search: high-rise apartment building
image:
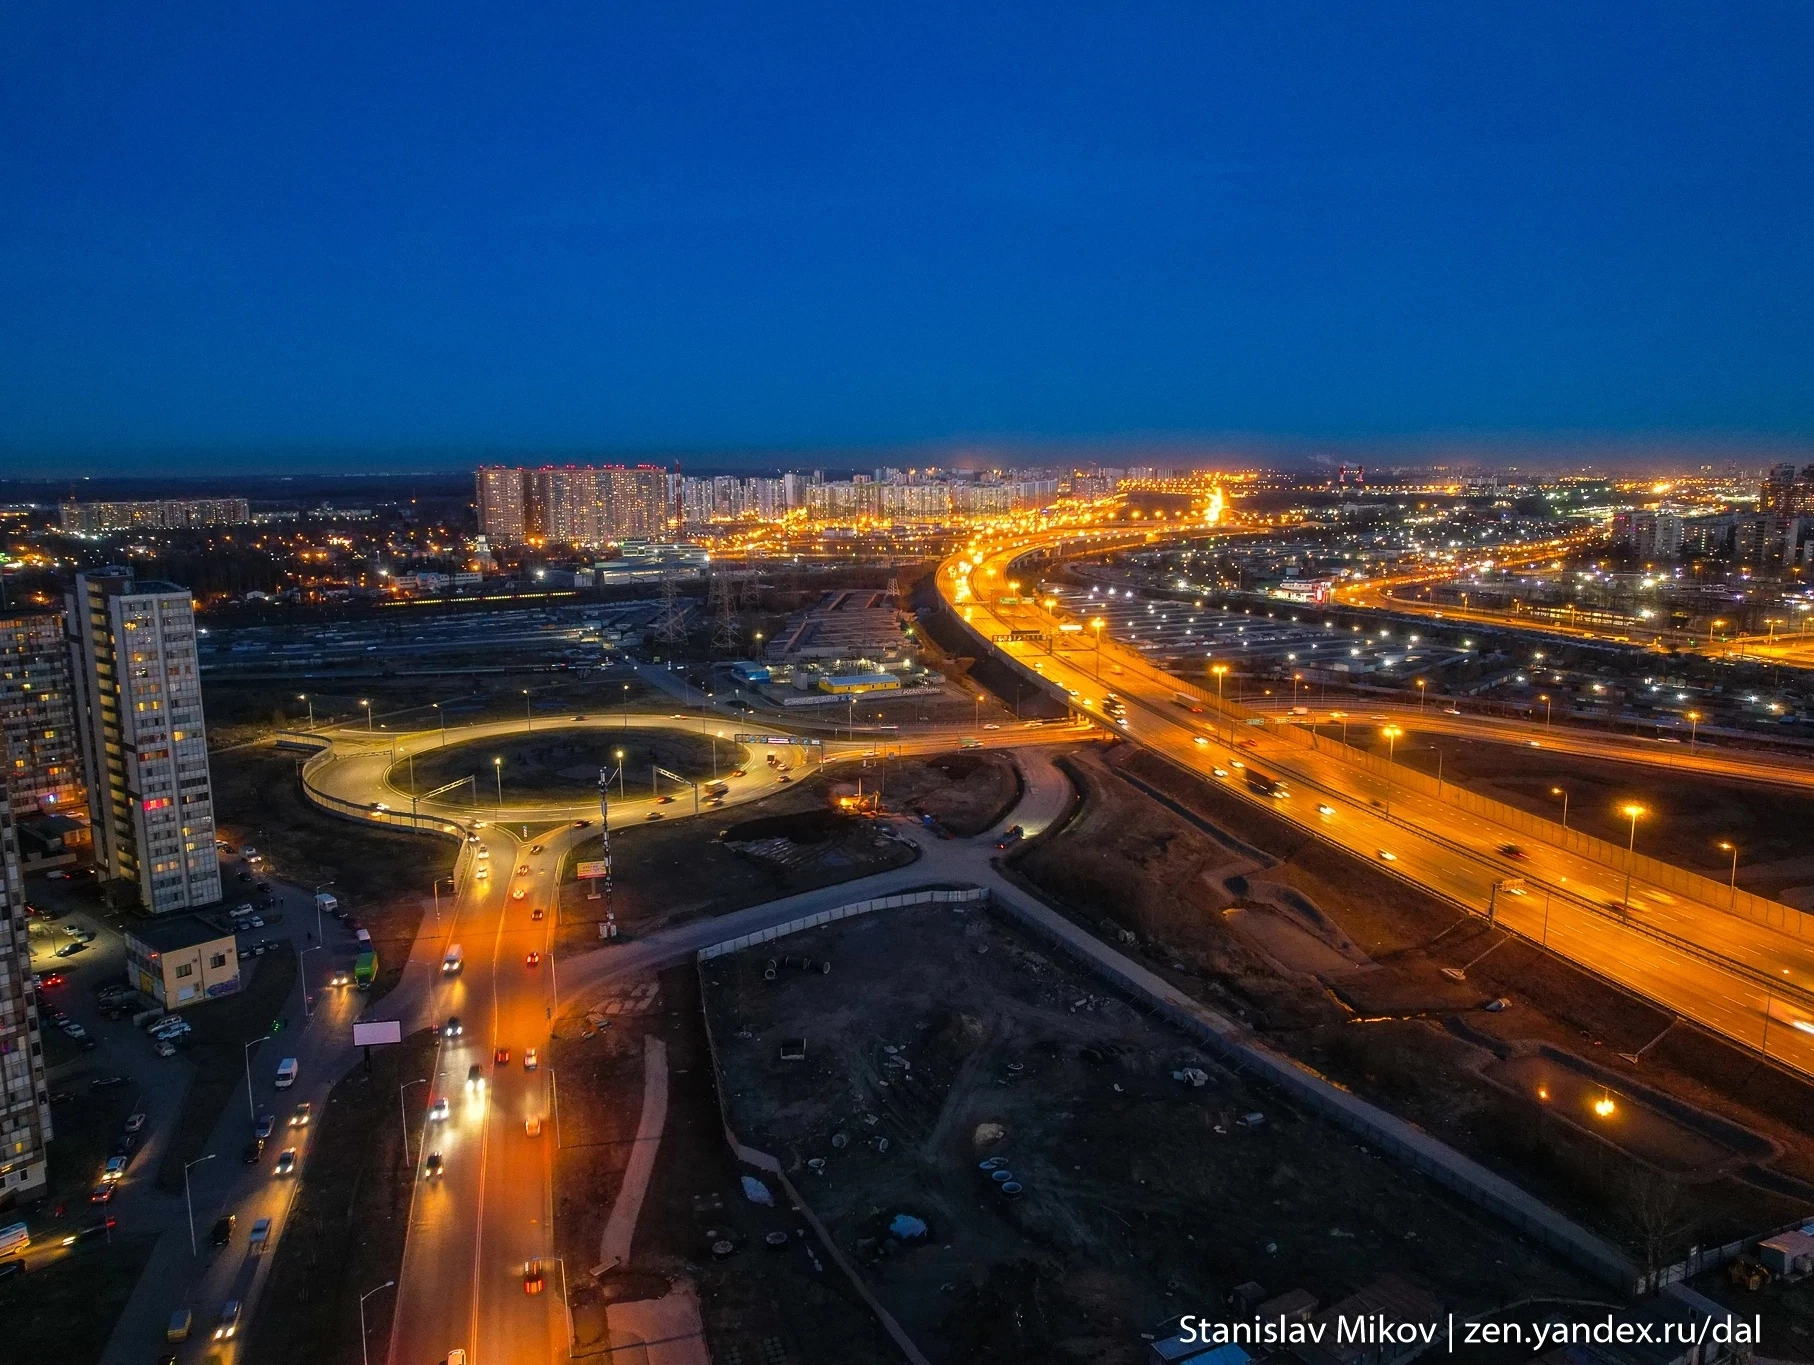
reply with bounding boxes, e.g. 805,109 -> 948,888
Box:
475,465 -> 671,546
66,570 -> 220,914
0,612 -> 83,819
1611,511 -> 1684,561
58,498 -> 250,535
0,809 -> 52,1203
476,466 -> 531,544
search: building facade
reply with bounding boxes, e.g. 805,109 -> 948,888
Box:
0,612 -> 83,820
58,498 -> 250,535
124,917 -> 240,1008
0,810 -> 51,1203
66,569 -> 221,914
476,465 -> 672,546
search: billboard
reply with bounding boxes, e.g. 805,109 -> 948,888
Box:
576,860 -> 611,880
352,1020 -> 402,1046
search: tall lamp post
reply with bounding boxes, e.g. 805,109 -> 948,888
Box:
242,1037 -> 265,1121
1718,840 -> 1740,910
1538,694 -> 1552,727
1415,678 -> 1427,712
358,1280 -> 397,1365
1211,664 -> 1229,741
430,875 -> 454,925
360,698 -> 372,731
1620,803 -> 1647,911
523,688 -> 533,735
1092,618 -> 1105,678
622,683 -> 631,731
297,694 -> 315,729
1685,710 -> 1701,753
398,1077 -> 428,1168
1381,725 -> 1402,817
183,1153 -> 216,1255
1550,786 -> 1570,830
432,701 -> 446,745
493,757 -> 503,810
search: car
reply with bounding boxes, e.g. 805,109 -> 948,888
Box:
777,774 -> 791,783
0,1259 -> 23,1281
525,951 -> 541,967
113,1133 -> 138,1157
103,1154 -> 129,1181
516,864 -> 531,876
655,794 -> 674,804
530,907 -> 544,921
1527,739 -> 1542,748
154,1041 -> 176,1057
1192,735 -> 1209,746
467,1064 -> 484,1087
645,811 -> 664,820
445,1015 -> 463,1038
474,865 -> 489,879
523,1258 -> 546,1294
39,972 -> 64,987
89,1075 -> 127,1090
529,844 -> 544,854
1316,804 -> 1335,816
255,881 -> 269,892
124,1112 -> 146,1133
1377,850 -> 1398,862
237,870 -> 253,882
1229,760 -> 1244,770
524,1115 -> 542,1137
89,1182 -> 115,1204
242,1140 -> 264,1164
274,1148 -> 297,1176
54,943 -> 87,958
524,1048 -> 538,1070
512,888 -> 527,900
731,769 -> 747,778
1443,707 -> 1462,716
1212,767 -> 1228,778
214,1300 -> 242,1341
254,1113 -> 277,1140
61,1020 -> 88,1039
61,1217 -> 116,1247
1498,843 -> 1527,860
46,1008 -> 69,1024
48,1090 -> 73,1105
429,1097 -> 450,1122
494,1047 -> 510,1064
62,923 -> 84,937
423,1152 -> 444,1179
571,819 -> 590,828
239,845 -> 258,856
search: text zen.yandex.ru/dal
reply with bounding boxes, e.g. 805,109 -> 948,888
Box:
1175,1311 -> 1764,1353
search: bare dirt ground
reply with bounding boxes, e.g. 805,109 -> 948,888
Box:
840,750 -> 1021,837
701,903 -> 1597,1365
1008,744 -> 1814,1268
551,965 -> 899,1365
554,769 -> 918,954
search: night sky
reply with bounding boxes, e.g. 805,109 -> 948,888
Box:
4,3 -> 1812,470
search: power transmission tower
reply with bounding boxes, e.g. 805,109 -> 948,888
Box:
710,570 -> 738,653
653,566 -> 689,649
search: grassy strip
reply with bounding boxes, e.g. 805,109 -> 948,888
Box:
154,947 -> 299,1193
242,1030 -> 438,1365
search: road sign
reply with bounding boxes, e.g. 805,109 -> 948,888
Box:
352,1020 -> 402,1046
576,860 -> 610,880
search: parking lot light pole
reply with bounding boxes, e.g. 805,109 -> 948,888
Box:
312,879 -> 335,942
297,694 -> 314,730
184,1153 -> 216,1255
358,1280 -> 396,1365
431,875 -> 453,925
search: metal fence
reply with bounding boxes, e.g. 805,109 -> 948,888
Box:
297,740 -> 470,843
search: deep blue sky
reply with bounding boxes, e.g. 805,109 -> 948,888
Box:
4,2 -> 1813,472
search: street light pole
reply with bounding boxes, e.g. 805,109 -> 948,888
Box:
433,701 -> 446,746
524,689 -> 533,735
399,1078 -> 428,1168
361,699 -> 372,731
300,945 -> 321,1019
622,683 -> 630,731
313,879 -> 335,942
183,1153 -> 216,1255
1381,725 -> 1402,817
1550,786 -> 1569,830
1719,841 -> 1739,910
1620,803 -> 1647,911
1686,710 -> 1700,753
298,694 -> 314,730
431,875 -> 453,926
242,1038 -> 264,1121
494,758 -> 503,810
358,1280 -> 396,1365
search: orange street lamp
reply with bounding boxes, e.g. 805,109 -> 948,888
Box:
1619,803 -> 1647,910
1685,710 -> 1700,752
1381,724 -> 1403,816
1550,786 -> 1569,829
1718,840 -> 1739,910
1415,678 -> 1427,712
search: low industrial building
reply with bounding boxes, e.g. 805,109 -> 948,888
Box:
124,916 -> 241,1008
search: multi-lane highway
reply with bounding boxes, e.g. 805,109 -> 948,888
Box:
941,530 -> 1814,1076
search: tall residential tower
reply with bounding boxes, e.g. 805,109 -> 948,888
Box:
66,569 -> 220,913
0,810 -> 51,1204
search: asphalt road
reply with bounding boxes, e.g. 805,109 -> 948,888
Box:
945,531 -> 1814,1076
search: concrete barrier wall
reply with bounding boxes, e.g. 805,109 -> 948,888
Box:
696,888 -> 987,960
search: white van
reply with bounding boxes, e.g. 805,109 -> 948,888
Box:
275,1057 -> 299,1089
0,1222 -> 27,1257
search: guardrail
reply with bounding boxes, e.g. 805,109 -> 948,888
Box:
297,742 -> 470,842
